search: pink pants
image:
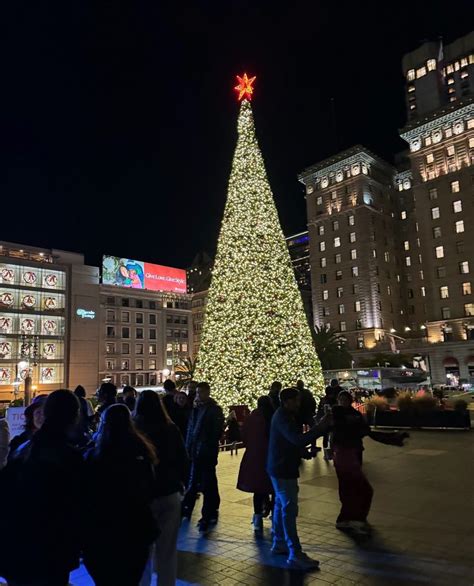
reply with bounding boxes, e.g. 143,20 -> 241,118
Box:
333,447 -> 373,522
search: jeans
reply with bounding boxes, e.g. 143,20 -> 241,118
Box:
253,492 -> 274,515
270,477 -> 301,557
333,447 -> 373,522
140,492 -> 182,586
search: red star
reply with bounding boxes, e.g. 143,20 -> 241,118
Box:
234,73 -> 256,101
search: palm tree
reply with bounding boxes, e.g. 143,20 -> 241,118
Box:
174,356 -> 197,389
311,325 -> 352,371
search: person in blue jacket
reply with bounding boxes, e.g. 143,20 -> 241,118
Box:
267,387 -> 331,572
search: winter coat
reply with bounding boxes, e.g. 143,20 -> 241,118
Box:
186,399 -> 224,485
82,445 -> 157,550
237,409 -> 273,494
135,418 -> 189,497
0,427 -> 85,581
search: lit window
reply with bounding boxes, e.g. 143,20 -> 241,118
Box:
149,344 -> 157,355
447,145 -> 455,156
460,261 -> 470,274
453,200 -> 462,213
337,287 -> 343,298
447,77 -> 454,85
352,266 -> 359,277
427,59 -> 436,71
384,252 -> 390,262
440,286 -> 449,299
372,249 -> 377,258
348,215 -> 355,226
322,290 -> 329,300
335,253 -> 342,264
334,237 -> 341,247
425,136 -> 432,146
468,119 -> 474,129
462,282 -> 471,295
421,286 -> 426,297
451,180 -> 460,193
349,232 -> 356,243
407,69 -> 415,80
426,153 -> 434,164
404,241 -> 410,251
449,96 -> 456,103
433,226 -> 442,238
445,127 -> 452,137
355,301 -> 361,312
446,64 -> 454,74
464,303 -> 474,317
336,270 -> 343,280
318,225 -> 324,235
319,241 -> 326,252
320,257 -> 327,268
316,196 -> 323,205
435,246 -> 444,259
350,249 -> 357,260
338,304 -> 345,315
456,220 -> 464,233
461,57 -> 468,67
431,207 -> 440,219
331,191 -> 337,200
429,188 -> 437,200
469,138 -> 474,148
406,257 -> 411,266
340,321 -> 346,332
454,61 -> 460,71
387,285 -> 391,295
441,307 -> 451,320
416,66 -> 426,78
333,220 -> 339,231
401,211 -> 407,219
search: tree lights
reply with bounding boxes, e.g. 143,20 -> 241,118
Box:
195,77 -> 324,408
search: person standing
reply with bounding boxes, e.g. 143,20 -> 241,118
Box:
83,404 -> 157,586
316,380 -> 340,460
96,382 -> 117,416
296,379 -> 317,450
135,391 -> 189,586
237,395 -> 275,532
268,380 -> 282,410
182,381 -> 224,532
162,379 -> 179,423
0,415 -> 9,469
119,385 -> 138,412
267,387 -> 330,571
173,390 -> 191,440
0,390 -> 85,586
7,394 -> 47,460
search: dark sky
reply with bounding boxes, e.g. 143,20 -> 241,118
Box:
2,1 -> 472,269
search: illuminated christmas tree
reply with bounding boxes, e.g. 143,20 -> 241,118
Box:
195,74 -> 324,408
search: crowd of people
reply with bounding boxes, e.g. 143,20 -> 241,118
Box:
0,376 -> 408,584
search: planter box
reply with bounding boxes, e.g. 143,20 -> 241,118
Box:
372,409 -> 471,430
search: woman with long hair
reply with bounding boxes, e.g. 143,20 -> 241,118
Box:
135,390 -> 189,586
237,395 -> 275,532
1,389 -> 84,586
83,403 -> 157,586
8,394 -> 47,460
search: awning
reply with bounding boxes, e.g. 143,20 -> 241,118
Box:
443,357 -> 459,367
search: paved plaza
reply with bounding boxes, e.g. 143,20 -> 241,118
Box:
2,430 -> 473,586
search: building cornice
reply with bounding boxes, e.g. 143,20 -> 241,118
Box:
400,99 -> 474,143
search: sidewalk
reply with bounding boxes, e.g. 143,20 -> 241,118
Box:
3,430 -> 473,585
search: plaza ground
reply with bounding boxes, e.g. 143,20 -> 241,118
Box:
3,430 -> 473,585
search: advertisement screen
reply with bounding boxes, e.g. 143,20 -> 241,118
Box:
102,256 -> 187,294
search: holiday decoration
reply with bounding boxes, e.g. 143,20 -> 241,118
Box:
22,271 -> 37,285
0,317 -> 13,333
1,268 -> 14,283
21,294 -> 36,309
43,343 -> 56,359
0,341 -> 12,359
43,319 -> 57,334
234,73 -> 256,101
41,367 -> 55,382
0,368 -> 11,384
44,296 -> 58,310
195,80 -> 324,408
0,292 -> 14,308
44,273 -> 59,288
21,318 -> 35,333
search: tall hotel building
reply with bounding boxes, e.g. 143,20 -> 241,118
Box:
300,32 -> 474,386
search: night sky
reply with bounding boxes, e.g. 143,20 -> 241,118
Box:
2,1 -> 471,269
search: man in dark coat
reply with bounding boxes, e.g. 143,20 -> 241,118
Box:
182,381 -> 224,532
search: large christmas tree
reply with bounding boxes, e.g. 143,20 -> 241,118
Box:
195,74 -> 324,408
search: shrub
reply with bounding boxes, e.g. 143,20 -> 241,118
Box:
454,399 -> 468,411
365,396 -> 389,416
397,391 -> 414,411
413,393 -> 437,411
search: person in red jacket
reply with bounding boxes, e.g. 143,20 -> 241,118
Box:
237,396 -> 275,532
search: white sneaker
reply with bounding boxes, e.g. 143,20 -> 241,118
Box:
286,551 -> 320,571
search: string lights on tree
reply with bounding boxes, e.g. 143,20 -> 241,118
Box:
195,74 -> 324,408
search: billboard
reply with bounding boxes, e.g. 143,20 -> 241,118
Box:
102,256 -> 187,294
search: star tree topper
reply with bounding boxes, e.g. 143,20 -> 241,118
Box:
234,73 -> 256,101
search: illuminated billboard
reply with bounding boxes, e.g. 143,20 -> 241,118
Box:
102,256 -> 187,294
